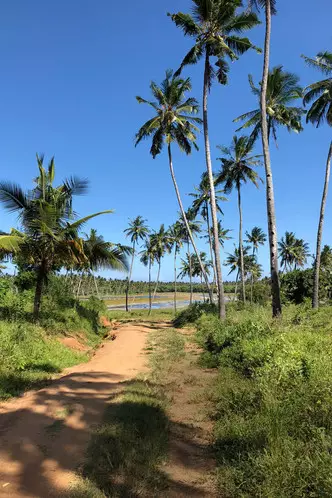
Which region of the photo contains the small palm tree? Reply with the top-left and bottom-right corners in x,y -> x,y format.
168,221 -> 183,313
124,216 -> 149,312
245,226 -> 267,302
150,224 -> 172,300
135,70 -> 212,302
192,251 -> 213,301
169,0 -> 260,319
225,245 -> 253,300
278,232 -> 310,272
234,66 -> 305,145
217,136 -> 262,302
0,155 -> 114,319
140,237 -> 156,314
302,51 -> 332,308
190,172 -> 226,294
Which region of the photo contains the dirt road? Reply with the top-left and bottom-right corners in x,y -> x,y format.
0,323 -> 149,498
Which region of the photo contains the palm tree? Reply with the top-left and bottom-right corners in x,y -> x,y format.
191,251 -> 213,300
302,51 -> 332,308
177,208 -> 202,304
245,226 -> 267,302
140,237 -> 156,314
278,232 -> 310,272
225,245 -> 254,300
169,0 -> 260,319
135,70 -> 213,302
217,135 -> 262,302
168,221 -> 183,313
124,216 -> 149,312
190,172 -> 226,294
234,66 -> 304,145
178,253 -> 195,298
247,0 -> 281,316
150,224 -> 172,300
0,156 -> 115,319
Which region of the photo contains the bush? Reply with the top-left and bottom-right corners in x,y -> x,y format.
197,304 -> 332,497
173,302 -> 217,328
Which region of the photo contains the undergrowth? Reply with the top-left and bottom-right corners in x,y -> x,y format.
196,303 -> 332,497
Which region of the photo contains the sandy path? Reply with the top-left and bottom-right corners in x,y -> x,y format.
0,323 -> 150,498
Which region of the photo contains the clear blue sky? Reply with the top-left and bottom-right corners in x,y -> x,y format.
0,0 -> 331,282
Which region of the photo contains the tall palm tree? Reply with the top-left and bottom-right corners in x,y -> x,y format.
0,156 -> 115,319
190,172 -> 226,294
124,216 -> 149,312
302,51 -> 332,308
234,66 -> 305,144
247,0 -> 281,316
217,135 -> 262,302
150,224 -> 172,300
278,232 -> 310,272
135,70 -> 213,302
168,221 -> 183,313
169,0 -> 260,319
177,208 -> 202,304
245,226 -> 267,302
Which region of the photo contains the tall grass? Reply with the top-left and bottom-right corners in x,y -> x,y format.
196,304 -> 332,497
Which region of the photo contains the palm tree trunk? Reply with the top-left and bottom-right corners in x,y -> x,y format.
33,265 -> 46,320
251,247 -> 255,304
93,274 -> 100,298
206,200 -> 218,298
234,271 -> 239,302
153,260 -> 161,300
313,141 -> 332,308
174,246 -> 177,314
260,0 -> 282,317
148,258 -> 152,315
125,241 -> 135,312
238,186 -> 246,302
76,273 -> 83,298
167,143 -> 213,303
203,51 -> 225,318
188,242 -> 193,305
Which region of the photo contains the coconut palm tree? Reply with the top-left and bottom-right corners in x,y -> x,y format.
234,66 -> 304,145
245,226 -> 266,301
177,208 -> 202,304
169,0 -> 260,319
150,224 -> 172,300
217,135 -> 262,302
278,232 -> 310,272
135,70 -> 212,302
140,237 -> 156,314
302,51 -> 332,308
0,155 -> 115,319
246,0 -> 281,316
225,245 -> 254,300
124,216 -> 149,312
191,251 -> 213,300
168,221 -> 183,313
190,172 -> 226,294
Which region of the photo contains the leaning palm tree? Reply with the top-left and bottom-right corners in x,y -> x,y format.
0,155 -> 115,319
124,216 -> 149,311
234,66 -> 305,145
245,226 -> 267,302
302,51 -> 332,308
135,70 -> 212,303
217,135 -> 262,302
168,221 -> 183,313
169,0 -> 260,319
247,0 -> 281,317
190,172 -> 226,294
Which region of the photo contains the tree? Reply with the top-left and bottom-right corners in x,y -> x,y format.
190,172 -> 226,294
0,156 -> 115,319
168,221 -> 183,313
278,232 -> 310,272
177,208 -> 202,304
225,245 -> 254,300
234,66 -> 304,144
245,226 -> 267,301
135,69 -> 213,302
302,51 -> 332,308
248,0 -> 281,316
169,0 -> 260,319
191,251 -> 213,300
124,216 -> 149,311
150,224 -> 172,300
217,135 -> 262,302
140,237 -> 156,314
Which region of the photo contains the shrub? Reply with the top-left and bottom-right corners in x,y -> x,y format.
173,302 -> 217,328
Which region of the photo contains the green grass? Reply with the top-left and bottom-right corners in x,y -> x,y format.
196,303 -> 332,497
67,326 -> 186,498
109,307 -> 175,322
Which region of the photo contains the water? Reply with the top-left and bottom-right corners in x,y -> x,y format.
108,299 -> 200,311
